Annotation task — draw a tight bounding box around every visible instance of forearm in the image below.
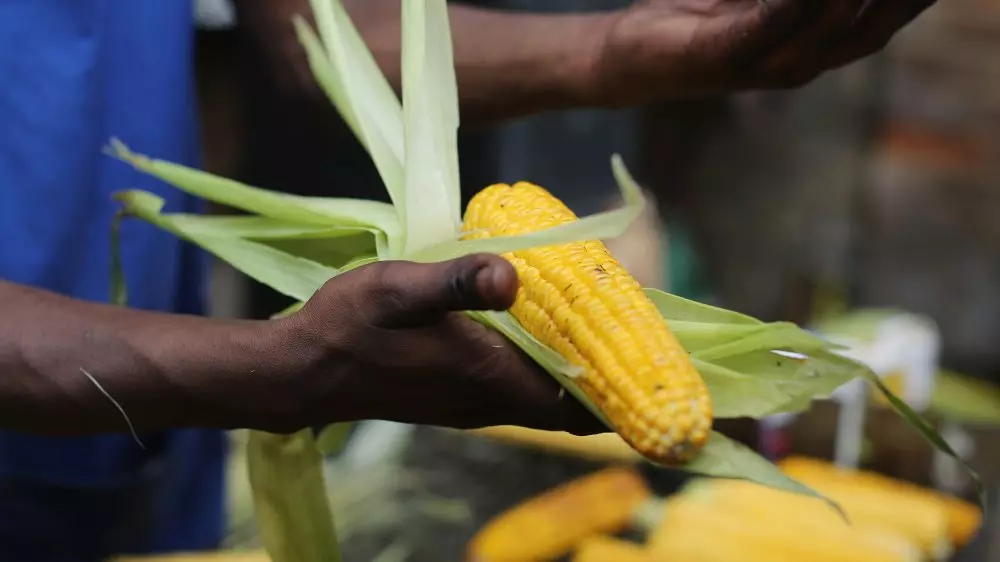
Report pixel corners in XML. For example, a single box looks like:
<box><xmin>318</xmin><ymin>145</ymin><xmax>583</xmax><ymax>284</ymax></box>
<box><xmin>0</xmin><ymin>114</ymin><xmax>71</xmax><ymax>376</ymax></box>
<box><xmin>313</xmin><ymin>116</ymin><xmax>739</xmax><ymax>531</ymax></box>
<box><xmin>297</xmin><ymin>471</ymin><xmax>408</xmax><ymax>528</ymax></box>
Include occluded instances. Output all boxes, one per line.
<box><xmin>344</xmin><ymin>2</ymin><xmax>608</xmax><ymax>123</ymax></box>
<box><xmin>0</xmin><ymin>281</ymin><xmax>283</xmax><ymax>436</ymax></box>
<box><xmin>235</xmin><ymin>0</ymin><xmax>612</xmax><ymax>125</ymax></box>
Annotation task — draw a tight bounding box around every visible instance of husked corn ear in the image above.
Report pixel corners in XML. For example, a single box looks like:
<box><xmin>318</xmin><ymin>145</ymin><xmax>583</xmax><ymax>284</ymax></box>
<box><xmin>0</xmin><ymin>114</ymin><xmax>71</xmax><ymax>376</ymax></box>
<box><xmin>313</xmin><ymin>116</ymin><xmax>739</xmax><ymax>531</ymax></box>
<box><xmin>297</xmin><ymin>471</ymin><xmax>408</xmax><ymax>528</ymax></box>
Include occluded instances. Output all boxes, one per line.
<box><xmin>780</xmin><ymin>456</ymin><xmax>982</xmax><ymax>548</ymax></box>
<box><xmin>463</xmin><ymin>182</ymin><xmax>712</xmax><ymax>464</ymax></box>
<box><xmin>572</xmin><ymin>536</ymin><xmax>656</xmax><ymax>562</ymax></box>
<box><xmin>466</xmin><ymin>467</ymin><xmax>652</xmax><ymax>562</ymax></box>
<box><xmin>781</xmin><ymin>475</ymin><xmax>949</xmax><ymax>558</ymax></box>
<box><xmin>646</xmin><ymin>487</ymin><xmax>922</xmax><ymax>562</ymax></box>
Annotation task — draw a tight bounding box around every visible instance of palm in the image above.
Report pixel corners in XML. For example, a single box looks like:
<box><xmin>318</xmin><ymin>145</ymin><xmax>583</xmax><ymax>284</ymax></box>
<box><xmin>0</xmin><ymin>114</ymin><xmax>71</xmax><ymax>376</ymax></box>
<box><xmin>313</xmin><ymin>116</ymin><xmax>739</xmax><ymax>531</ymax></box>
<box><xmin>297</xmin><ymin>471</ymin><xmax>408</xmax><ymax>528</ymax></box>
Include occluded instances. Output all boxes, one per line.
<box><xmin>597</xmin><ymin>0</ymin><xmax>935</xmax><ymax>101</ymax></box>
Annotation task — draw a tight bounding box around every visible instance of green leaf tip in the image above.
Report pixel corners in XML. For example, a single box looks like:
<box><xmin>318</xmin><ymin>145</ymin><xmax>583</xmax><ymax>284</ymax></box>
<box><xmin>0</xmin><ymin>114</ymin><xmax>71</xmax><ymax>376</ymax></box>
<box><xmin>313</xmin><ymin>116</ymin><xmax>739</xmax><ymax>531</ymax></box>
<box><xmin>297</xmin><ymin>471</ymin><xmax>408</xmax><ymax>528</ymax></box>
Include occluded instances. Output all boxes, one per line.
<box><xmin>677</xmin><ymin>432</ymin><xmax>848</xmax><ymax>520</ymax></box>
<box><xmin>862</xmin><ymin>367</ymin><xmax>987</xmax><ymax>510</ymax></box>
<box><xmin>409</xmin><ymin>156</ymin><xmax>647</xmax><ymax>263</ymax></box>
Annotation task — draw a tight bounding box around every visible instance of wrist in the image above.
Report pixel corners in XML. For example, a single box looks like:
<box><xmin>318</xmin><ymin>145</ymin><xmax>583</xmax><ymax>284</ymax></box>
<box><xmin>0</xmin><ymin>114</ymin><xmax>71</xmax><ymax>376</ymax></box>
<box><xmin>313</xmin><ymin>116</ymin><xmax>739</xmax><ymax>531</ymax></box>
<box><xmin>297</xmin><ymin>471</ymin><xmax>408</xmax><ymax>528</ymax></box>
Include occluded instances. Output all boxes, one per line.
<box><xmin>566</xmin><ymin>11</ymin><xmax>630</xmax><ymax>109</ymax></box>
<box><xmin>128</xmin><ymin>315</ymin><xmax>302</xmax><ymax>432</ymax></box>
<box><xmin>445</xmin><ymin>9</ymin><xmax>623</xmax><ymax>122</ymax></box>
<box><xmin>248</xmin><ymin>311</ymin><xmax>364</xmax><ymax>432</ymax></box>
<box><xmin>220</xmin><ymin>316</ymin><xmax>321</xmax><ymax>432</ymax></box>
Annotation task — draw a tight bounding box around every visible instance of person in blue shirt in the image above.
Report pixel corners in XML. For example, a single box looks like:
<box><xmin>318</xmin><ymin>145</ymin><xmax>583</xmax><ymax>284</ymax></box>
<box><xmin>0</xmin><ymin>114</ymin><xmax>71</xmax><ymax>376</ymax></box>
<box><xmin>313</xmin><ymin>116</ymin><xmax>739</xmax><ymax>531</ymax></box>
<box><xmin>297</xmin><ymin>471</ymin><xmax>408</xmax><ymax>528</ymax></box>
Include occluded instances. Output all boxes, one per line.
<box><xmin>0</xmin><ymin>0</ymin><xmax>933</xmax><ymax>559</ymax></box>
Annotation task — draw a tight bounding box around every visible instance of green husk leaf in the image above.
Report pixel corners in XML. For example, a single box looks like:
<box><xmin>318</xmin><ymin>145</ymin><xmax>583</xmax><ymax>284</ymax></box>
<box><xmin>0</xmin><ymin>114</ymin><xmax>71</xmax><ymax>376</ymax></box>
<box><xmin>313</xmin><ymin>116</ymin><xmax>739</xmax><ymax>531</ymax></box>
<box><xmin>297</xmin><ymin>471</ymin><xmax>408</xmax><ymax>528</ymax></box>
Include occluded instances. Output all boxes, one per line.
<box><xmin>651</xmin><ymin>286</ymin><xmax>983</xmax><ymax>506</ymax></box>
<box><xmin>145</xmin><ymin>214</ymin><xmax>382</xmax><ymax>268</ymax></box>
<box><xmin>862</xmin><ymin>366</ymin><xmax>986</xmax><ymax>508</ymax></box>
<box><xmin>645</xmin><ymin>288</ymin><xmax>760</xmax><ymax>325</ymax></box>
<box><xmin>682</xmin><ymin>431</ymin><xmax>842</xmax><ymax>516</ymax></box>
<box><xmin>306</xmin><ymin>0</ymin><xmax>407</xmax><ymax>235</ymax></box>
<box><xmin>692</xmin><ymin>360</ymin><xmax>819</xmax><ymax>419</ymax></box>
<box><xmin>411</xmin><ymin>154</ymin><xmax>644</xmax><ymax>263</ymax></box>
<box><xmin>263</xmin><ymin>235</ymin><xmax>377</xmax><ymax>270</ymax></box>
<box><xmin>115</xmin><ymin>190</ymin><xmax>336</xmax><ymax>302</ymax></box>
<box><xmin>315</xmin><ymin>422</ymin><xmax>355</xmax><ymax>456</ymax></box>
<box><xmin>426</xmin><ymin>0</ymin><xmax>461</xmax><ymax>230</ymax></box>
<box><xmin>108</xmin><ymin>140</ymin><xmax>401</xmax><ymax>250</ymax></box>
<box><xmin>691</xmin><ymin>323</ymin><xmax>830</xmax><ymax>362</ymax></box>
<box><xmin>247</xmin><ymin>429</ymin><xmax>341</xmax><ymax>562</ymax></box>
<box><xmin>292</xmin><ymin>16</ymin><xmax>362</xmax><ymax>144</ymax></box>
<box><xmin>644</xmin><ymin>289</ymin><xmax>861</xmax><ymax>418</ymax></box>
<box><xmin>662</xmin><ymin>321</ymin><xmax>764</xmax><ymax>352</ymax></box>
<box><xmin>400</xmin><ymin>0</ymin><xmax>462</xmax><ymax>252</ymax></box>
<box><xmin>166</xmin><ymin>215</ymin><xmax>372</xmax><ymax>240</ymax></box>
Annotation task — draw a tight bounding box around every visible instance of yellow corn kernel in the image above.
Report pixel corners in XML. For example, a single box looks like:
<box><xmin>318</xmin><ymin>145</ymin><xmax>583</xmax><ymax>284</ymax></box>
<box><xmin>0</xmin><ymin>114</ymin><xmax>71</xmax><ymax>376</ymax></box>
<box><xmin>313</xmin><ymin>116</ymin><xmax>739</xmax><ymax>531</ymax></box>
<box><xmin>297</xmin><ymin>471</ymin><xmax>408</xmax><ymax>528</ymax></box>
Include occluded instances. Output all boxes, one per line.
<box><xmin>647</xmin><ymin>489</ymin><xmax>922</xmax><ymax>562</ymax></box>
<box><xmin>466</xmin><ymin>467</ymin><xmax>652</xmax><ymax>562</ymax></box>
<box><xmin>462</xmin><ymin>182</ymin><xmax>712</xmax><ymax>465</ymax></box>
<box><xmin>780</xmin><ymin>456</ymin><xmax>982</xmax><ymax>548</ymax></box>
<box><xmin>571</xmin><ymin>536</ymin><xmax>656</xmax><ymax>562</ymax></box>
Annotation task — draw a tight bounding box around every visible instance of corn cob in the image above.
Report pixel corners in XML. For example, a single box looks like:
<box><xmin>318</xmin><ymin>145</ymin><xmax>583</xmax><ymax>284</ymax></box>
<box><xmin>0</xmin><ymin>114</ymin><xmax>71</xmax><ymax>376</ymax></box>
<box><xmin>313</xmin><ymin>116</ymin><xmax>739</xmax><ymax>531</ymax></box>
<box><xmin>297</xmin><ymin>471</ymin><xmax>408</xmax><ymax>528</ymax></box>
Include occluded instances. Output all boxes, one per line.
<box><xmin>780</xmin><ymin>476</ymin><xmax>949</xmax><ymax>558</ymax></box>
<box><xmin>571</xmin><ymin>536</ymin><xmax>656</xmax><ymax>562</ymax></box>
<box><xmin>663</xmin><ymin>478</ymin><xmax>943</xmax><ymax>560</ymax></box>
<box><xmin>462</xmin><ymin>182</ymin><xmax>712</xmax><ymax>465</ymax></box>
<box><xmin>466</xmin><ymin>467</ymin><xmax>652</xmax><ymax>562</ymax></box>
<box><xmin>779</xmin><ymin>456</ymin><xmax>982</xmax><ymax>548</ymax></box>
<box><xmin>646</xmin><ymin>487</ymin><xmax>922</xmax><ymax>562</ymax></box>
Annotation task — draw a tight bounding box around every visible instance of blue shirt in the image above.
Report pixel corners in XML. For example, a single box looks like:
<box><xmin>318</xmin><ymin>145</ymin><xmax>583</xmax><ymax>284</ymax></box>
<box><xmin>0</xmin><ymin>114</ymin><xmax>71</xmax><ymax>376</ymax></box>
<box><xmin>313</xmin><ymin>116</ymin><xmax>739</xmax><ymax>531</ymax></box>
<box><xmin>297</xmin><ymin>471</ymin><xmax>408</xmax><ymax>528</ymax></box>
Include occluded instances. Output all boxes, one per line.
<box><xmin>0</xmin><ymin>1</ymin><xmax>226</xmax><ymax>557</ymax></box>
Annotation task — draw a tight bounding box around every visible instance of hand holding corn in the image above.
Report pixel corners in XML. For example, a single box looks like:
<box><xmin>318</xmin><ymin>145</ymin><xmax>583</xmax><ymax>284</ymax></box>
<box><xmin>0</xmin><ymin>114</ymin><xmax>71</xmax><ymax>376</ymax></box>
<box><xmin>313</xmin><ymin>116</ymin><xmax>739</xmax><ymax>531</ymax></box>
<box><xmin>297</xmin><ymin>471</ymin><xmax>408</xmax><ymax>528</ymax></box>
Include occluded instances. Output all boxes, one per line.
<box><xmin>275</xmin><ymin>253</ymin><xmax>605</xmax><ymax>433</ymax></box>
<box><xmin>0</xmin><ymin>255</ymin><xmax>604</xmax><ymax>437</ymax></box>
<box><xmin>593</xmin><ymin>0</ymin><xmax>935</xmax><ymax>103</ymax></box>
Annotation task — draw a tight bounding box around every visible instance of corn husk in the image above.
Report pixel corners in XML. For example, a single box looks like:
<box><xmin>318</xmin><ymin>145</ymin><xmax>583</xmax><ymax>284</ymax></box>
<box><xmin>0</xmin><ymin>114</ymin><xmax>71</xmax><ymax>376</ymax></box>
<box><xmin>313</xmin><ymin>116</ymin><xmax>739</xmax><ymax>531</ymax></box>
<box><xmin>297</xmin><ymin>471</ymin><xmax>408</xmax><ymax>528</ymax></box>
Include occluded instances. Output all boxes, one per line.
<box><xmin>105</xmin><ymin>1</ymin><xmax>981</xmax><ymax>561</ymax></box>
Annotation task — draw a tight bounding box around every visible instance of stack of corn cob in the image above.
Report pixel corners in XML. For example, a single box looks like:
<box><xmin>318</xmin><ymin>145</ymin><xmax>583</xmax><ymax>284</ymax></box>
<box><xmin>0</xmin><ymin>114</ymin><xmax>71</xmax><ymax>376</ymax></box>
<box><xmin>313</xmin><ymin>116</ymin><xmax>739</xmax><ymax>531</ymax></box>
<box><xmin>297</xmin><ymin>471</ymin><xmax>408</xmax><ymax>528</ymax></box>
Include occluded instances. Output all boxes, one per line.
<box><xmin>467</xmin><ymin>459</ymin><xmax>982</xmax><ymax>561</ymax></box>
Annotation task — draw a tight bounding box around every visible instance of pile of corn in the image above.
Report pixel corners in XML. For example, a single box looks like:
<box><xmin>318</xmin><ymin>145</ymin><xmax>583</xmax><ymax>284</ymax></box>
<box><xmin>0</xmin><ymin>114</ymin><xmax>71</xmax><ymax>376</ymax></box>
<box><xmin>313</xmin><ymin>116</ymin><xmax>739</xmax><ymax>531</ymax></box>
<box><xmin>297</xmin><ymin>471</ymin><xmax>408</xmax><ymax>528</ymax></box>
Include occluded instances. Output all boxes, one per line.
<box><xmin>467</xmin><ymin>457</ymin><xmax>982</xmax><ymax>562</ymax></box>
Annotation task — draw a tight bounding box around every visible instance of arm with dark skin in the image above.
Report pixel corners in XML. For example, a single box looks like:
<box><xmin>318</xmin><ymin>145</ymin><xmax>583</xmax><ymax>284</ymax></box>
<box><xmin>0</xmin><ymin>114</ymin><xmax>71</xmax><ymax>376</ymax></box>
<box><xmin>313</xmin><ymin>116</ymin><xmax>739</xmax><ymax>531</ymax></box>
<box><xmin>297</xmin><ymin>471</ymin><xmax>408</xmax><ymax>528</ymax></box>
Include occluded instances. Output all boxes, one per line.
<box><xmin>0</xmin><ymin>255</ymin><xmax>602</xmax><ymax>437</ymax></box>
<box><xmin>0</xmin><ymin>280</ymin><xmax>277</xmax><ymax>435</ymax></box>
<box><xmin>234</xmin><ymin>0</ymin><xmax>602</xmax><ymax>124</ymax></box>
<box><xmin>234</xmin><ymin>0</ymin><xmax>937</xmax><ymax>124</ymax></box>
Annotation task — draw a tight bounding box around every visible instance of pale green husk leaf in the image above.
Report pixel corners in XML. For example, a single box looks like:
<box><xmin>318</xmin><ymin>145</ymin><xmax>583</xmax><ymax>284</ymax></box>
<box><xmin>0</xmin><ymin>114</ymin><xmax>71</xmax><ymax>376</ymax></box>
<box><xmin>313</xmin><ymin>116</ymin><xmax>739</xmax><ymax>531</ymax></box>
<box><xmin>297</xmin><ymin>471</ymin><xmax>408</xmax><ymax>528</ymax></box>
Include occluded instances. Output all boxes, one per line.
<box><xmin>109</xmin><ymin>140</ymin><xmax>400</xmax><ymax>239</ymax></box>
<box><xmin>686</xmin><ymin>431</ymin><xmax>842</xmax><ymax>515</ymax></box>
<box><xmin>247</xmin><ymin>429</ymin><xmax>341</xmax><ymax>562</ymax></box>
<box><xmin>115</xmin><ymin>190</ymin><xmax>338</xmax><ymax>302</ymax></box>
<box><xmin>400</xmin><ymin>0</ymin><xmax>462</xmax><ymax>252</ymax></box>
<box><xmin>305</xmin><ymin>0</ymin><xmax>406</xmax><ymax>232</ymax></box>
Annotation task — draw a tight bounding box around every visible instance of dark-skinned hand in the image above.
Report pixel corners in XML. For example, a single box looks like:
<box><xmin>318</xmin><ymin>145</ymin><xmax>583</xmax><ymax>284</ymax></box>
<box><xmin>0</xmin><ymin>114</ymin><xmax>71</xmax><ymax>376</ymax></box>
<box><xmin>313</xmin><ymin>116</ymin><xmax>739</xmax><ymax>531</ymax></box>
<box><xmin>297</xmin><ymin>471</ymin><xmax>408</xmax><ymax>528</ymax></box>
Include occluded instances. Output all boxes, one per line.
<box><xmin>271</xmin><ymin>253</ymin><xmax>605</xmax><ymax>435</ymax></box>
<box><xmin>591</xmin><ymin>0</ymin><xmax>933</xmax><ymax>103</ymax></box>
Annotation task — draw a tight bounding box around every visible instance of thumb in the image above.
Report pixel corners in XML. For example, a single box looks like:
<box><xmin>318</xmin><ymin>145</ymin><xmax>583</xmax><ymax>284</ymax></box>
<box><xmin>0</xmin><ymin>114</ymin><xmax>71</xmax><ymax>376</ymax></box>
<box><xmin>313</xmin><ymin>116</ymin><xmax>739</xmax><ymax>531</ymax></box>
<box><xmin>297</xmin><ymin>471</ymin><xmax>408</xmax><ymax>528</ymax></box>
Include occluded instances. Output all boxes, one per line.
<box><xmin>371</xmin><ymin>253</ymin><xmax>519</xmax><ymax>326</ymax></box>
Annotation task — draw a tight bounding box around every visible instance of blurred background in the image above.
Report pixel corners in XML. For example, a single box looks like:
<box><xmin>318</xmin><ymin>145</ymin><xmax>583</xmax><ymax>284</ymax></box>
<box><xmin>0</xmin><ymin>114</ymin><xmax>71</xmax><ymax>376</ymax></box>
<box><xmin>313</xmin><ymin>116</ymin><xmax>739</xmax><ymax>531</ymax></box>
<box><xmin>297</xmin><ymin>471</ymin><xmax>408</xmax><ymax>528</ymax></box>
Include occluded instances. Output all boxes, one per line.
<box><xmin>186</xmin><ymin>0</ymin><xmax>1000</xmax><ymax>560</ymax></box>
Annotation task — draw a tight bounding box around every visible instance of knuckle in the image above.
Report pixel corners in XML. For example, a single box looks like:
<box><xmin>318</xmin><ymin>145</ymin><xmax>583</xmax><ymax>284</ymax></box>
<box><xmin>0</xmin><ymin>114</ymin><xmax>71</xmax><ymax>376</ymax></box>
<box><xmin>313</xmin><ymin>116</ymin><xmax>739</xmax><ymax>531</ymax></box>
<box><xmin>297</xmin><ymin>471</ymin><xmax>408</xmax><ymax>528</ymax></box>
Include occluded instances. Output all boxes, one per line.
<box><xmin>364</xmin><ymin>261</ymin><xmax>410</xmax><ymax>310</ymax></box>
